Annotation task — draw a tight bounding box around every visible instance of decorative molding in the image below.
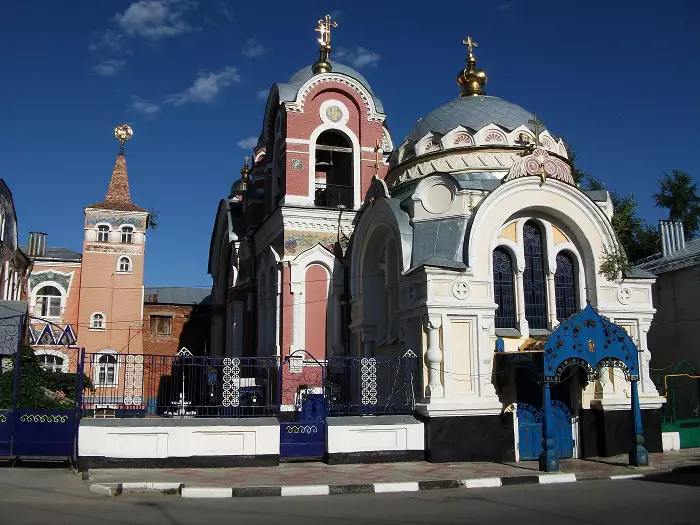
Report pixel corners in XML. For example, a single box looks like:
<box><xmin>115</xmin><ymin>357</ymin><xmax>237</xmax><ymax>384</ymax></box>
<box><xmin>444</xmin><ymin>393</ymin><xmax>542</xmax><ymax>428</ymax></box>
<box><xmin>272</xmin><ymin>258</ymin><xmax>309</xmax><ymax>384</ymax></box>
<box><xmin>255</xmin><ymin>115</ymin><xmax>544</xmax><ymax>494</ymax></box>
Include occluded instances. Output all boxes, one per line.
<box><xmin>222</xmin><ymin>357</ymin><xmax>241</xmax><ymax>407</ymax></box>
<box><xmin>503</xmin><ymin>147</ymin><xmax>574</xmax><ymax>185</ymax></box>
<box><xmin>86</xmin><ymin>215</ymin><xmax>145</xmax><ymax>228</ymax></box>
<box><xmin>285</xmin><ymin>74</ymin><xmax>386</xmax><ymax>123</ymax></box>
<box><xmin>29</xmin><ymin>270</ymin><xmax>74</xmax><ymax>293</ymax></box>
<box><xmin>123</xmin><ymin>354</ymin><xmax>144</xmax><ymax>405</ymax></box>
<box><xmin>84</xmin><ymin>244</ymin><xmax>143</xmax><ymax>255</ymax></box>
<box><xmin>360</xmin><ymin>357</ymin><xmax>378</xmax><ymax>405</ymax></box>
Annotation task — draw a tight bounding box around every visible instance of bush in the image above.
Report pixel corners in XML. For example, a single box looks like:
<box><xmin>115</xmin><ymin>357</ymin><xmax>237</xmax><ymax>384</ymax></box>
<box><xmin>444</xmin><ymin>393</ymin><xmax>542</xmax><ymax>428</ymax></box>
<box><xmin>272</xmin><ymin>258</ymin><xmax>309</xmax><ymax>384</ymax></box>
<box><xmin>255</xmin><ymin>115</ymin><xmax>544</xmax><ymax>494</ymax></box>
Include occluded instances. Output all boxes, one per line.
<box><xmin>0</xmin><ymin>346</ymin><xmax>93</xmax><ymax>410</ymax></box>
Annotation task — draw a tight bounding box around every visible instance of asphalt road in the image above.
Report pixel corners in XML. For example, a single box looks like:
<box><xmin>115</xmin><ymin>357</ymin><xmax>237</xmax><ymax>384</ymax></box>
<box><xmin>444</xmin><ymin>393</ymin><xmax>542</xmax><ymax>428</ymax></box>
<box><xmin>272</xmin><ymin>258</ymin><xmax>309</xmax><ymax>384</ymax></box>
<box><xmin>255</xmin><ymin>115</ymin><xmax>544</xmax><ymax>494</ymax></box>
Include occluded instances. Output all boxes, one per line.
<box><xmin>0</xmin><ymin>469</ymin><xmax>697</xmax><ymax>524</ymax></box>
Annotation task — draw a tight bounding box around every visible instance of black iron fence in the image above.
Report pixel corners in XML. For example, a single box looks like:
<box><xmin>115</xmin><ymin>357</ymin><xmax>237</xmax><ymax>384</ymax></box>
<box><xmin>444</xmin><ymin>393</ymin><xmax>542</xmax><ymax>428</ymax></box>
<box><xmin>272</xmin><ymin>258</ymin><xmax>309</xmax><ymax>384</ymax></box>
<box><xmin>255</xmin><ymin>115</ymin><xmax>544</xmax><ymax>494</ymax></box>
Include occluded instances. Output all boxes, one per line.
<box><xmin>81</xmin><ymin>352</ymin><xmax>279</xmax><ymax>418</ymax></box>
<box><xmin>80</xmin><ymin>351</ymin><xmax>420</xmax><ymax>419</ymax></box>
<box><xmin>314</xmin><ymin>183</ymin><xmax>353</xmax><ymax>208</ymax></box>
<box><xmin>325</xmin><ymin>354</ymin><xmax>420</xmax><ymax>416</ymax></box>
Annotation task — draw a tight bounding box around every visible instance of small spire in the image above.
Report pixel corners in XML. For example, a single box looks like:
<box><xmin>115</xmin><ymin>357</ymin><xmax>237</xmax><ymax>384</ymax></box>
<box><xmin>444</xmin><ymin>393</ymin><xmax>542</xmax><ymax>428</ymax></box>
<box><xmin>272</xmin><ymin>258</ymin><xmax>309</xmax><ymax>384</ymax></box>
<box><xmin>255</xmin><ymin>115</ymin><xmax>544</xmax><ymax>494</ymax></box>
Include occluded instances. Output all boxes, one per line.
<box><xmin>457</xmin><ymin>35</ymin><xmax>488</xmax><ymax>97</ymax></box>
<box><xmin>239</xmin><ymin>155</ymin><xmax>250</xmax><ymax>193</ymax></box>
<box><xmin>105</xmin><ymin>123</ymin><xmax>134</xmax><ymax>206</ymax></box>
<box><xmin>312</xmin><ymin>14</ymin><xmax>338</xmax><ymax>74</ymax></box>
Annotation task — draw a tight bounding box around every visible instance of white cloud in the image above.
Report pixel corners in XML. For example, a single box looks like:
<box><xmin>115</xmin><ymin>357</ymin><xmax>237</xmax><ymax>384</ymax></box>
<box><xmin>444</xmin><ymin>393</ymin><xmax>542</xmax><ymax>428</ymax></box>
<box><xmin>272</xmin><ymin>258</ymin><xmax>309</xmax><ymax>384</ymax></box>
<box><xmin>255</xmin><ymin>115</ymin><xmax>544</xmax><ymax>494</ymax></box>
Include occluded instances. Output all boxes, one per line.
<box><xmin>257</xmin><ymin>89</ymin><xmax>269</xmax><ymax>101</ymax></box>
<box><xmin>335</xmin><ymin>46</ymin><xmax>380</xmax><ymax>69</ymax></box>
<box><xmin>236</xmin><ymin>136</ymin><xmax>258</xmax><ymax>149</ymax></box>
<box><xmin>166</xmin><ymin>66</ymin><xmax>241</xmax><ymax>105</ymax></box>
<box><xmin>89</xmin><ymin>29</ymin><xmax>127</xmax><ymax>52</ymax></box>
<box><xmin>130</xmin><ymin>96</ymin><xmax>161</xmax><ymax>115</ymax></box>
<box><xmin>241</xmin><ymin>38</ymin><xmax>267</xmax><ymax>58</ymax></box>
<box><xmin>93</xmin><ymin>59</ymin><xmax>127</xmax><ymax>77</ymax></box>
<box><xmin>114</xmin><ymin>0</ymin><xmax>197</xmax><ymax>40</ymax></box>
<box><xmin>218</xmin><ymin>2</ymin><xmax>234</xmax><ymax>21</ymax></box>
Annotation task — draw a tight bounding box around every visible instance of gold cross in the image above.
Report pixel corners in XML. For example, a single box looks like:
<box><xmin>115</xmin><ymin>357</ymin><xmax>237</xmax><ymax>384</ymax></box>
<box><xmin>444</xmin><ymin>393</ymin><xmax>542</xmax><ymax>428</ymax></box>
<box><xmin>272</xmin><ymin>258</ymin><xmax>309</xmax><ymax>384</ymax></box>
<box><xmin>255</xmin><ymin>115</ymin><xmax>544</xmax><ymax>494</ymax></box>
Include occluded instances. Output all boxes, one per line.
<box><xmin>462</xmin><ymin>35</ymin><xmax>478</xmax><ymax>57</ymax></box>
<box><xmin>373</xmin><ymin>139</ymin><xmax>382</xmax><ymax>176</ymax></box>
<box><xmin>316</xmin><ymin>14</ymin><xmax>338</xmax><ymax>48</ymax></box>
<box><xmin>528</xmin><ymin>114</ymin><xmax>544</xmax><ymax>147</ymax></box>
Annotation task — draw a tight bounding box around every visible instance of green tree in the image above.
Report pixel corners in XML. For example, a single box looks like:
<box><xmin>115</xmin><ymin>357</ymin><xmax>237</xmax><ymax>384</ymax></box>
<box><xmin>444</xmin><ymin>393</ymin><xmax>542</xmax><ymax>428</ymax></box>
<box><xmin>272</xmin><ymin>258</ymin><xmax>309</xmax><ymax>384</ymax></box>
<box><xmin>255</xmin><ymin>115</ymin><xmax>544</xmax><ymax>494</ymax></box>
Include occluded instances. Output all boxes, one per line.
<box><xmin>147</xmin><ymin>208</ymin><xmax>160</xmax><ymax>230</ymax></box>
<box><xmin>653</xmin><ymin>170</ymin><xmax>700</xmax><ymax>238</ymax></box>
<box><xmin>564</xmin><ymin>141</ymin><xmax>589</xmax><ymax>186</ymax></box>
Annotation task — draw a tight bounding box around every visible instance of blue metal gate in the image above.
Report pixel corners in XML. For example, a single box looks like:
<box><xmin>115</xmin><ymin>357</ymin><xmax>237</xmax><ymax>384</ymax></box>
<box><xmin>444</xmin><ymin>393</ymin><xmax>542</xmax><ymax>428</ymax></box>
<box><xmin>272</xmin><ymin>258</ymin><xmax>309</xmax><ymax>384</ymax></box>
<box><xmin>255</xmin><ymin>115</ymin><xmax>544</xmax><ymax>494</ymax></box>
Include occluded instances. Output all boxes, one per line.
<box><xmin>0</xmin><ymin>315</ymin><xmax>82</xmax><ymax>461</ymax></box>
<box><xmin>279</xmin><ymin>351</ymin><xmax>326</xmax><ymax>459</ymax></box>
<box><xmin>518</xmin><ymin>401</ymin><xmax>573</xmax><ymax>460</ymax></box>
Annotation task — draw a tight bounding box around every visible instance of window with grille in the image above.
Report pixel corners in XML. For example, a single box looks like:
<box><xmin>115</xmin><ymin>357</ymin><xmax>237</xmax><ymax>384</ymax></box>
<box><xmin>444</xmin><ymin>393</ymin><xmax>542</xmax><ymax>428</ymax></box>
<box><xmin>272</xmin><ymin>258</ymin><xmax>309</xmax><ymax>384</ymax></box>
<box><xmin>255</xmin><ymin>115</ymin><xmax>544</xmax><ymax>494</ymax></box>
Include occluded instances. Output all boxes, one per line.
<box><xmin>523</xmin><ymin>221</ymin><xmax>548</xmax><ymax>330</ymax></box>
<box><xmin>493</xmin><ymin>248</ymin><xmax>516</xmax><ymax>329</ymax></box>
<box><xmin>96</xmin><ymin>353</ymin><xmax>118</xmax><ymax>385</ymax></box>
<box><xmin>150</xmin><ymin>315</ymin><xmax>172</xmax><ymax>335</ymax></box>
<box><xmin>97</xmin><ymin>225</ymin><xmax>109</xmax><ymax>242</ymax></box>
<box><xmin>39</xmin><ymin>354</ymin><xmax>64</xmax><ymax>373</ymax></box>
<box><xmin>35</xmin><ymin>285</ymin><xmax>62</xmax><ymax>318</ymax></box>
<box><xmin>555</xmin><ymin>251</ymin><xmax>577</xmax><ymax>321</ymax></box>
<box><xmin>121</xmin><ymin>226</ymin><xmax>133</xmax><ymax>244</ymax></box>
<box><xmin>118</xmin><ymin>256</ymin><xmax>131</xmax><ymax>272</ymax></box>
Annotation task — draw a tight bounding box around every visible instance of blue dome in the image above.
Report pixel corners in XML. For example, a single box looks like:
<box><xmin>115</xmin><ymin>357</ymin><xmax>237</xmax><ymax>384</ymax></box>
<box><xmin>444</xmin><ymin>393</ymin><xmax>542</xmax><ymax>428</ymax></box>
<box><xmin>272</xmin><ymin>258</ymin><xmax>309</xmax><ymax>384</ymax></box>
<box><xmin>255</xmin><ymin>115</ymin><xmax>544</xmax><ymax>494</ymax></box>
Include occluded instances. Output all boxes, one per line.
<box><xmin>407</xmin><ymin>96</ymin><xmax>544</xmax><ymax>142</ymax></box>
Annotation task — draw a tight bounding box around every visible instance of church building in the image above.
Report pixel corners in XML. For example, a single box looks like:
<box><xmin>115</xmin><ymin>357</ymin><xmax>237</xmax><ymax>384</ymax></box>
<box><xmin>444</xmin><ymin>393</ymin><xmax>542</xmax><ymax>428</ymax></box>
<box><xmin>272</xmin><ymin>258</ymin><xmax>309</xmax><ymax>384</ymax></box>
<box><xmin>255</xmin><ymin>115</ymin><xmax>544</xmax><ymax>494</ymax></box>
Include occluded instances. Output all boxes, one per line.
<box><xmin>210</xmin><ymin>18</ymin><xmax>664</xmax><ymax>462</ymax></box>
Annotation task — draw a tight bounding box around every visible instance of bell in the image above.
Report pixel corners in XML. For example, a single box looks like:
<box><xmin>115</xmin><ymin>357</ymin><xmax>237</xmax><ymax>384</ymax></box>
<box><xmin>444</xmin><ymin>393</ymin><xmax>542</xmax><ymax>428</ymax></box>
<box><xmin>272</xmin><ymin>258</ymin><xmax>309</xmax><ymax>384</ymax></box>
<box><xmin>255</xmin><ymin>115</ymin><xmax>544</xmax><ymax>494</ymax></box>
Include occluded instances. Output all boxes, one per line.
<box><xmin>315</xmin><ymin>159</ymin><xmax>333</xmax><ymax>172</ymax></box>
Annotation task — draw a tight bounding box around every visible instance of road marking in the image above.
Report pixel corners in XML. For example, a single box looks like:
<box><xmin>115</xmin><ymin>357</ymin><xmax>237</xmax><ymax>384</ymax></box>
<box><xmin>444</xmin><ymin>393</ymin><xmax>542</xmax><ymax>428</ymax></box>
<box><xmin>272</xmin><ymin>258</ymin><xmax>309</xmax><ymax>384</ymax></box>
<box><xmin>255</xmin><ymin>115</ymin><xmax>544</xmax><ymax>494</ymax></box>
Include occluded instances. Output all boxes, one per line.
<box><xmin>374</xmin><ymin>482</ymin><xmax>420</xmax><ymax>493</ymax></box>
<box><xmin>181</xmin><ymin>487</ymin><xmax>232</xmax><ymax>498</ymax></box>
<box><xmin>464</xmin><ymin>478</ymin><xmax>502</xmax><ymax>488</ymax></box>
<box><xmin>281</xmin><ymin>485</ymin><xmax>330</xmax><ymax>497</ymax></box>
<box><xmin>610</xmin><ymin>474</ymin><xmax>645</xmax><ymax>480</ymax></box>
<box><xmin>538</xmin><ymin>473</ymin><xmax>577</xmax><ymax>484</ymax></box>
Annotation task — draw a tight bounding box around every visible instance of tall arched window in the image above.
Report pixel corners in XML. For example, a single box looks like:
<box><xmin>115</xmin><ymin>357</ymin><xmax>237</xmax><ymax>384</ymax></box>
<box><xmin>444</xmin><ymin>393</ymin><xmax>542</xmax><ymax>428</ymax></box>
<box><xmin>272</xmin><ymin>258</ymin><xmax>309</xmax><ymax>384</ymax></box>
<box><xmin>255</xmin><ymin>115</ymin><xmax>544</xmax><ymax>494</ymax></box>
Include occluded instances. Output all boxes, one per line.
<box><xmin>36</xmin><ymin>285</ymin><xmax>62</xmax><ymax>318</ymax></box>
<box><xmin>493</xmin><ymin>248</ymin><xmax>516</xmax><ymax>329</ymax></box>
<box><xmin>555</xmin><ymin>251</ymin><xmax>577</xmax><ymax>321</ymax></box>
<box><xmin>523</xmin><ymin>221</ymin><xmax>548</xmax><ymax>330</ymax></box>
<box><xmin>314</xmin><ymin>130</ymin><xmax>353</xmax><ymax>208</ymax></box>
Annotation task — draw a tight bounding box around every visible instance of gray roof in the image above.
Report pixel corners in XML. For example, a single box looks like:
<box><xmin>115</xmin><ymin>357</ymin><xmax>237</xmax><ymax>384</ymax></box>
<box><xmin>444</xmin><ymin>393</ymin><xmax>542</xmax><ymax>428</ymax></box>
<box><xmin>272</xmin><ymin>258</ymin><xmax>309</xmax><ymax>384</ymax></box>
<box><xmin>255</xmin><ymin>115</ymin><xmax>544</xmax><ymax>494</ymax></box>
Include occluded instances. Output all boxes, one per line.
<box><xmin>634</xmin><ymin>237</ymin><xmax>700</xmax><ymax>275</ymax></box>
<box><xmin>144</xmin><ymin>287</ymin><xmax>212</xmax><ymax>306</ymax></box>
<box><xmin>407</xmin><ymin>95</ymin><xmax>544</xmax><ymax>142</ymax></box>
<box><xmin>278</xmin><ymin>60</ymin><xmax>385</xmax><ymax>114</ymax></box>
<box><xmin>19</xmin><ymin>246</ymin><xmax>82</xmax><ymax>262</ymax></box>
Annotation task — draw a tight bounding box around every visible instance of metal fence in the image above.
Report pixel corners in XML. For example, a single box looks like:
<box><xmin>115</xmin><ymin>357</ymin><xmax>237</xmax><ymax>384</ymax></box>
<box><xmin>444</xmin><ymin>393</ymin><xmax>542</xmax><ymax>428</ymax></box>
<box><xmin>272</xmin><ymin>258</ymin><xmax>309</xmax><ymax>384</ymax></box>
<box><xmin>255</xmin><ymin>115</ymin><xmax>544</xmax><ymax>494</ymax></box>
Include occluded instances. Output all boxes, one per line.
<box><xmin>325</xmin><ymin>354</ymin><xmax>420</xmax><ymax>416</ymax></box>
<box><xmin>81</xmin><ymin>352</ymin><xmax>279</xmax><ymax>419</ymax></box>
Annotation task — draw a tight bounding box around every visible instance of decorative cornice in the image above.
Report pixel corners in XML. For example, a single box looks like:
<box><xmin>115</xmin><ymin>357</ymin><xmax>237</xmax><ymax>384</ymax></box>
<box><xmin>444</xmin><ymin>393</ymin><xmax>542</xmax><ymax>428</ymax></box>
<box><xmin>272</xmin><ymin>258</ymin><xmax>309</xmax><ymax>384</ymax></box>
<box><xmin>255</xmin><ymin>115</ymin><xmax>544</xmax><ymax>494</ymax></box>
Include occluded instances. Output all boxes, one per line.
<box><xmin>503</xmin><ymin>147</ymin><xmax>574</xmax><ymax>185</ymax></box>
<box><xmin>285</xmin><ymin>74</ymin><xmax>385</xmax><ymax>123</ymax></box>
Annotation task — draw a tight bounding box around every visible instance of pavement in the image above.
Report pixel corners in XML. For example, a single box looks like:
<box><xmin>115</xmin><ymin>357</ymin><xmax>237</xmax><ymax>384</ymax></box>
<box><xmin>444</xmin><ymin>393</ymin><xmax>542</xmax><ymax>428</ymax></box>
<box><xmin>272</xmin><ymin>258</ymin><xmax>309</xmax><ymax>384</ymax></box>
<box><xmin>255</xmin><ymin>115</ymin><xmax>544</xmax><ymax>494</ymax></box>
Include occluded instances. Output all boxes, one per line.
<box><xmin>1</xmin><ymin>470</ymin><xmax>699</xmax><ymax>524</ymax></box>
<box><xmin>84</xmin><ymin>449</ymin><xmax>700</xmax><ymax>498</ymax></box>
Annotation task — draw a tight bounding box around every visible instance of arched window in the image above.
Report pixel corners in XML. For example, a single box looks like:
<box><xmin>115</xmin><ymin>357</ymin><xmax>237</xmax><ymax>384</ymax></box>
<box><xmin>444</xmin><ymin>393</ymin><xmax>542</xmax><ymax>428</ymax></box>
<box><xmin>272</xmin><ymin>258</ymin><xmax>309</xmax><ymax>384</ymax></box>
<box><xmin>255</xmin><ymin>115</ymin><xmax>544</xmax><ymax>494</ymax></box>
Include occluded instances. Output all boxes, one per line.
<box><xmin>96</xmin><ymin>353</ymin><xmax>118</xmax><ymax>386</ymax></box>
<box><xmin>90</xmin><ymin>312</ymin><xmax>105</xmax><ymax>329</ymax></box>
<box><xmin>523</xmin><ymin>221</ymin><xmax>548</xmax><ymax>330</ymax></box>
<box><xmin>97</xmin><ymin>225</ymin><xmax>110</xmax><ymax>242</ymax></box>
<box><xmin>555</xmin><ymin>251</ymin><xmax>577</xmax><ymax>321</ymax></box>
<box><xmin>121</xmin><ymin>226</ymin><xmax>133</xmax><ymax>244</ymax></box>
<box><xmin>38</xmin><ymin>354</ymin><xmax>64</xmax><ymax>373</ymax></box>
<box><xmin>35</xmin><ymin>285</ymin><xmax>62</xmax><ymax>318</ymax></box>
<box><xmin>118</xmin><ymin>256</ymin><xmax>132</xmax><ymax>273</ymax></box>
<box><xmin>493</xmin><ymin>248</ymin><xmax>516</xmax><ymax>329</ymax></box>
<box><xmin>314</xmin><ymin>130</ymin><xmax>353</xmax><ymax>208</ymax></box>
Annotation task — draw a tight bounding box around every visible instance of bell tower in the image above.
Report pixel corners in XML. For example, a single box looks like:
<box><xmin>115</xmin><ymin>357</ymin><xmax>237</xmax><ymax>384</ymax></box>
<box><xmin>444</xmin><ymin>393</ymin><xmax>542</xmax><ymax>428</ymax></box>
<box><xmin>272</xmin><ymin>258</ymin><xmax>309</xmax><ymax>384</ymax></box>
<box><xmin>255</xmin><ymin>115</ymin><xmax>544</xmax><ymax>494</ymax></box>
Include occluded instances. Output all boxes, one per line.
<box><xmin>78</xmin><ymin>123</ymin><xmax>149</xmax><ymax>356</ymax></box>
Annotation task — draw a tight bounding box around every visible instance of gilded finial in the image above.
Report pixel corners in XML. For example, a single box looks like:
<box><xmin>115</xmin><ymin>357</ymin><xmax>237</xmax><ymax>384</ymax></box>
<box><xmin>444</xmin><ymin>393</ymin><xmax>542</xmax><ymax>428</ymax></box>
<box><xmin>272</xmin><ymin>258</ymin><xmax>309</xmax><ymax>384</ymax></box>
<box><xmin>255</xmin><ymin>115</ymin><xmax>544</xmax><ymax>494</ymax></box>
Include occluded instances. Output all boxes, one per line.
<box><xmin>457</xmin><ymin>36</ymin><xmax>487</xmax><ymax>97</ymax></box>
<box><xmin>313</xmin><ymin>14</ymin><xmax>338</xmax><ymax>74</ymax></box>
<box><xmin>239</xmin><ymin>155</ymin><xmax>250</xmax><ymax>194</ymax></box>
<box><xmin>373</xmin><ymin>139</ymin><xmax>382</xmax><ymax>177</ymax></box>
<box><xmin>114</xmin><ymin>122</ymin><xmax>133</xmax><ymax>155</ymax></box>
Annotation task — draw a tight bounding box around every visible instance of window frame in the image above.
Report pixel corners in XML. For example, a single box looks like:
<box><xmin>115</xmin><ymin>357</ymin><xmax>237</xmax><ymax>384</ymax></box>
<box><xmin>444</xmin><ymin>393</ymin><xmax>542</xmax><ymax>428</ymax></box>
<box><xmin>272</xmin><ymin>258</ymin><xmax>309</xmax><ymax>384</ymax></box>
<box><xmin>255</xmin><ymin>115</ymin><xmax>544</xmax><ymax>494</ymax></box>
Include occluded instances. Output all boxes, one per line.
<box><xmin>554</xmin><ymin>251</ymin><xmax>578</xmax><ymax>321</ymax></box>
<box><xmin>97</xmin><ymin>224</ymin><xmax>110</xmax><ymax>243</ymax></box>
<box><xmin>150</xmin><ymin>314</ymin><xmax>173</xmax><ymax>336</ymax></box>
<box><xmin>90</xmin><ymin>311</ymin><xmax>106</xmax><ymax>330</ymax></box>
<box><xmin>35</xmin><ymin>350</ymin><xmax>68</xmax><ymax>373</ymax></box>
<box><xmin>522</xmin><ymin>221</ymin><xmax>549</xmax><ymax>331</ymax></box>
<box><xmin>492</xmin><ymin>247</ymin><xmax>517</xmax><ymax>330</ymax></box>
<box><xmin>117</xmin><ymin>256</ymin><xmax>132</xmax><ymax>273</ymax></box>
<box><xmin>94</xmin><ymin>351</ymin><xmax>119</xmax><ymax>387</ymax></box>
<box><xmin>121</xmin><ymin>226</ymin><xmax>134</xmax><ymax>244</ymax></box>
<box><xmin>34</xmin><ymin>284</ymin><xmax>63</xmax><ymax>318</ymax></box>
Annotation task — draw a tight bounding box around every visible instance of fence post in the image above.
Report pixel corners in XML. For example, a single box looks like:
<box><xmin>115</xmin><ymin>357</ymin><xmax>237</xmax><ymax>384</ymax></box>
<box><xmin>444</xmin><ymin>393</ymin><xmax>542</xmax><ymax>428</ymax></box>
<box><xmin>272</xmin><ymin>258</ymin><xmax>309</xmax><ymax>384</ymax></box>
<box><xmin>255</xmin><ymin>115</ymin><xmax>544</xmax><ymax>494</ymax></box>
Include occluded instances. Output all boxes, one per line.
<box><xmin>11</xmin><ymin>315</ymin><xmax>23</xmax><ymax>412</ymax></box>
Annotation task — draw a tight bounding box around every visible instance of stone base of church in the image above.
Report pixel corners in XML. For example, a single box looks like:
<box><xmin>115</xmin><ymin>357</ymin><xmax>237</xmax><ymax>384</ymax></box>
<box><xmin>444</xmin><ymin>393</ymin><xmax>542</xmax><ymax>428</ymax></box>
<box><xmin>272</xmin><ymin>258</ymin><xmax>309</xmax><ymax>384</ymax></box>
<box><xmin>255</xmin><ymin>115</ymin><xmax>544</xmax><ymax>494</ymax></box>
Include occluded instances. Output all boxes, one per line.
<box><xmin>421</xmin><ymin>413</ymin><xmax>516</xmax><ymax>463</ymax></box>
<box><xmin>579</xmin><ymin>408</ymin><xmax>663</xmax><ymax>458</ymax></box>
<box><xmin>78</xmin><ymin>418</ymin><xmax>280</xmax><ymax>470</ymax></box>
<box><xmin>325</xmin><ymin>415</ymin><xmax>425</xmax><ymax>464</ymax></box>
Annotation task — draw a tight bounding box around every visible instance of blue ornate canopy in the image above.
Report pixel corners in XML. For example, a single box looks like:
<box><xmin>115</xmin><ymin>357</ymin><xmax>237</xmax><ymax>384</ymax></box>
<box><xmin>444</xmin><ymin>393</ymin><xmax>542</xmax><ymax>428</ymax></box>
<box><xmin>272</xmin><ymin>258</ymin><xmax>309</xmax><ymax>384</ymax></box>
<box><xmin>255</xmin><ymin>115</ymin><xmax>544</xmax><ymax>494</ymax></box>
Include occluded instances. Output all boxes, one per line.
<box><xmin>543</xmin><ymin>304</ymin><xmax>640</xmax><ymax>383</ymax></box>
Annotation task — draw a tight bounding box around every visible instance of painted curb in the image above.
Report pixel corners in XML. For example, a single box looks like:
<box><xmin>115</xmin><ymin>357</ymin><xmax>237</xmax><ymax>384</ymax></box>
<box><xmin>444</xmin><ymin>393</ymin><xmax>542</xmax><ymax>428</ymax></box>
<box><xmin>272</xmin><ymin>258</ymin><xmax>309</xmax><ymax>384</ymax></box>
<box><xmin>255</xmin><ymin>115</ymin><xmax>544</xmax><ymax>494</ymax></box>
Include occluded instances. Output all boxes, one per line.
<box><xmin>89</xmin><ymin>465</ymin><xmax>695</xmax><ymax>498</ymax></box>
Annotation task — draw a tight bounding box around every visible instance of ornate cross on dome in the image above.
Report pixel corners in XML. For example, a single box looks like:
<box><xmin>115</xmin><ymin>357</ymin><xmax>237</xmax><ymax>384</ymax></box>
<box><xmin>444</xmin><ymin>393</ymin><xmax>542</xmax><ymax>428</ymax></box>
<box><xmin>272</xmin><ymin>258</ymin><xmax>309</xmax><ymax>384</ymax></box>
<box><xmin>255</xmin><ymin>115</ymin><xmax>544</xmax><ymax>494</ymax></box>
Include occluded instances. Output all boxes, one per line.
<box><xmin>528</xmin><ymin>114</ymin><xmax>544</xmax><ymax>147</ymax></box>
<box><xmin>373</xmin><ymin>139</ymin><xmax>382</xmax><ymax>177</ymax></box>
<box><xmin>316</xmin><ymin>14</ymin><xmax>338</xmax><ymax>49</ymax></box>
<box><xmin>114</xmin><ymin>122</ymin><xmax>133</xmax><ymax>156</ymax></box>
<box><xmin>462</xmin><ymin>36</ymin><xmax>478</xmax><ymax>58</ymax></box>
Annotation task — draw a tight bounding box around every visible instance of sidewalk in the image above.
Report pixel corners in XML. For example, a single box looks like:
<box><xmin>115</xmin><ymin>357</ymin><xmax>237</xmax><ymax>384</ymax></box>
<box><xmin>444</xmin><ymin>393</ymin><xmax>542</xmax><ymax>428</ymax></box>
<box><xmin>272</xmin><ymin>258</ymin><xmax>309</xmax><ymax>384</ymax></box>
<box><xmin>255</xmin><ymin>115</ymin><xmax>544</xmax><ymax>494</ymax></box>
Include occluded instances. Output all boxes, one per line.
<box><xmin>85</xmin><ymin>449</ymin><xmax>700</xmax><ymax>494</ymax></box>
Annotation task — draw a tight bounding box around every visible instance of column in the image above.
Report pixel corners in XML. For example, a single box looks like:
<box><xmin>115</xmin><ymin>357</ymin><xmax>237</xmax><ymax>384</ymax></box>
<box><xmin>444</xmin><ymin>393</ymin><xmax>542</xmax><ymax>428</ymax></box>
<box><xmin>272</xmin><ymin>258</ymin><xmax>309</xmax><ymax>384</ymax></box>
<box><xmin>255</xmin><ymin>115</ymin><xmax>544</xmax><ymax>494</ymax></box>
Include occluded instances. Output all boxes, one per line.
<box><xmin>425</xmin><ymin>316</ymin><xmax>444</xmax><ymax>399</ymax></box>
<box><xmin>629</xmin><ymin>380</ymin><xmax>649</xmax><ymax>466</ymax></box>
<box><xmin>546</xmin><ymin>269</ymin><xmax>558</xmax><ymax>329</ymax></box>
<box><xmin>539</xmin><ymin>381</ymin><xmax>559</xmax><ymax>472</ymax></box>
<box><xmin>515</xmin><ymin>268</ymin><xmax>528</xmax><ymax>336</ymax></box>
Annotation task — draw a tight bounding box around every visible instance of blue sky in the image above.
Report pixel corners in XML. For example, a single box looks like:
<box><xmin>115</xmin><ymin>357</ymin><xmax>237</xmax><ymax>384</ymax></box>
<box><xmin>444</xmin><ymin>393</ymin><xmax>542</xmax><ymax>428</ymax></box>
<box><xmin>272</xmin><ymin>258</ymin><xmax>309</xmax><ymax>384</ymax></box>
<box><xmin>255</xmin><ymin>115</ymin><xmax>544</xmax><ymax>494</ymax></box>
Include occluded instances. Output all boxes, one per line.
<box><xmin>2</xmin><ymin>0</ymin><xmax>699</xmax><ymax>288</ymax></box>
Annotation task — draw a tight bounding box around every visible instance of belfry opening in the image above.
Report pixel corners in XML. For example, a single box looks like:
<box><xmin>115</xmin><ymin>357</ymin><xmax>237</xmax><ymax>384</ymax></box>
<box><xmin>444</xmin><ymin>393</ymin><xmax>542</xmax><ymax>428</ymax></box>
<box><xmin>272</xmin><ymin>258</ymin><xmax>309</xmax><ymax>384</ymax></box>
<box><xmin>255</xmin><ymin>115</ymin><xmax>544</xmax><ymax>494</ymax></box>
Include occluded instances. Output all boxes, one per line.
<box><xmin>314</xmin><ymin>130</ymin><xmax>353</xmax><ymax>208</ymax></box>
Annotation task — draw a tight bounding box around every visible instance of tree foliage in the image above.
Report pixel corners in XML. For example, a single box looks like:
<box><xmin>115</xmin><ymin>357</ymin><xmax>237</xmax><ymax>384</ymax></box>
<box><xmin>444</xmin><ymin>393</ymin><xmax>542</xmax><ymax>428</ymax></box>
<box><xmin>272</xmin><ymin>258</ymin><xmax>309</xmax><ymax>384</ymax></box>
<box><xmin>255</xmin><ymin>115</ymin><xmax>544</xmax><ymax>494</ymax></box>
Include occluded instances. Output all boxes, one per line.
<box><xmin>147</xmin><ymin>208</ymin><xmax>160</xmax><ymax>230</ymax></box>
<box><xmin>653</xmin><ymin>170</ymin><xmax>700</xmax><ymax>239</ymax></box>
<box><xmin>0</xmin><ymin>346</ymin><xmax>93</xmax><ymax>410</ymax></box>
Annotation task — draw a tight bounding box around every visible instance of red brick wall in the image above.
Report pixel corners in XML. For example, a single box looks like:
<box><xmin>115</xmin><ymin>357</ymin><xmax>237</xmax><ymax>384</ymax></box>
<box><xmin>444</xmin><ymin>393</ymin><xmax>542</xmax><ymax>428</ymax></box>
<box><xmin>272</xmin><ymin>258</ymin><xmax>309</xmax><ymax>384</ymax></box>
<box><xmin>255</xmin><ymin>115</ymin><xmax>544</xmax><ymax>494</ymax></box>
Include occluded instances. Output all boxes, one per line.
<box><xmin>142</xmin><ymin>304</ymin><xmax>211</xmax><ymax>357</ymax></box>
